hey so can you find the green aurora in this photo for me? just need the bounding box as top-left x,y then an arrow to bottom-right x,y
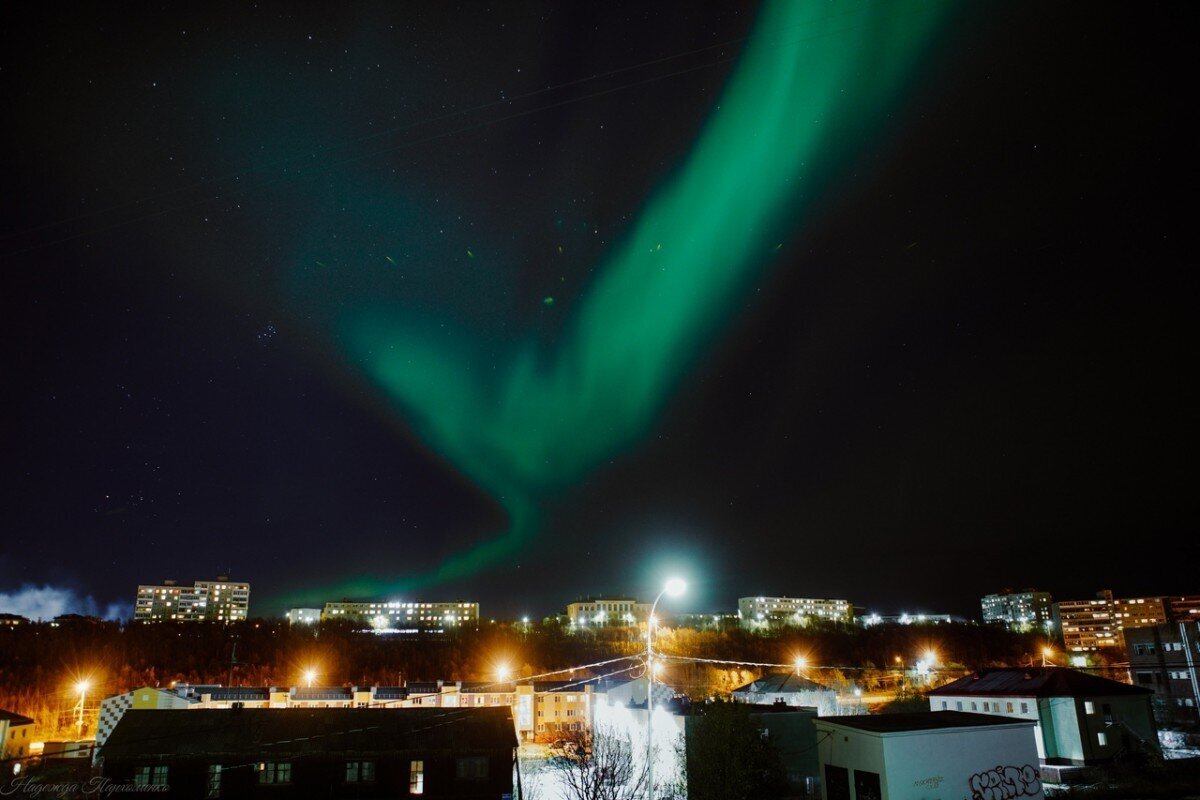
284,0 -> 953,604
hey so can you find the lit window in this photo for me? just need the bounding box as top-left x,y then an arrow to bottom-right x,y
345,761 -> 375,783
258,762 -> 291,784
135,766 -> 169,786
1097,732 -> 1107,746
409,760 -> 424,794
206,764 -> 222,798
1084,701 -> 1095,714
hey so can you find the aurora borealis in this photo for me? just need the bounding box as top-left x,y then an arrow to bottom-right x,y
2,1 -> 1193,617
309,0 -> 954,600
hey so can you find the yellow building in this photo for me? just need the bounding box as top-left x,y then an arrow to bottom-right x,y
1,709 -> 35,760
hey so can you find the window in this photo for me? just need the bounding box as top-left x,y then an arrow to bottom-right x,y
1084,701 -> 1095,714
853,769 -> 883,800
824,765 -> 850,800
135,766 -> 168,786
456,756 -> 488,780
345,761 -> 376,783
1137,671 -> 1155,685
956,701 -> 963,711
1020,702 -> 1029,714
258,762 -> 292,784
206,765 -> 222,798
409,760 -> 424,795
1097,732 -> 1108,746
971,702 -> 978,711
1006,702 -> 1014,713
941,701 -> 947,710
983,702 -> 991,712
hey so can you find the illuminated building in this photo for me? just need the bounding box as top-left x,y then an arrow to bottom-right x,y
285,608 -> 320,625
1056,590 -> 1172,651
0,709 -> 34,761
133,577 -> 250,623
1168,595 -> 1200,622
980,589 -> 1055,632
927,667 -> 1158,765
737,596 -> 852,628
321,600 -> 479,631
565,596 -> 651,626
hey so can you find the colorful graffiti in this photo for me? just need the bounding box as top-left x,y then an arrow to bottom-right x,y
969,764 -> 1042,800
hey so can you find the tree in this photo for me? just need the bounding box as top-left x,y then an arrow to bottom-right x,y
684,699 -> 787,800
547,725 -> 651,800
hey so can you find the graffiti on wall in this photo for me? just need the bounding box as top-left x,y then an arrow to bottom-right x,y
968,765 -> 1042,800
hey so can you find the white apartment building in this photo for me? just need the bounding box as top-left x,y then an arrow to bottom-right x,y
981,589 -> 1055,631
322,600 -> 479,630
133,578 -> 250,623
738,596 -> 852,628
565,597 -> 652,626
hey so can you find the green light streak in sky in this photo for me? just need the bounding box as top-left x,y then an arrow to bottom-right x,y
296,0 -> 951,602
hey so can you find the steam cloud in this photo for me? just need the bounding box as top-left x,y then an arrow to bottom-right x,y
0,584 -> 127,622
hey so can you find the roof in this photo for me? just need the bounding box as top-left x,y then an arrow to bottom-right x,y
101,707 -> 518,761
927,668 -> 1152,699
732,672 -> 832,695
818,711 -> 1032,734
0,710 -> 35,726
290,687 -> 352,701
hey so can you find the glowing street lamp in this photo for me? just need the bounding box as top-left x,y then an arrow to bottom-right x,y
303,668 -> 318,688
647,577 -> 685,800
1041,647 -> 1054,667
74,680 -> 91,736
794,656 -> 808,675
495,663 -> 512,682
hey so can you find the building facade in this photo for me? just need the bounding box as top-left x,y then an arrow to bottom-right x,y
133,577 -> 249,623
1125,621 -> 1200,727
99,707 -> 517,799
0,709 -> 35,761
565,597 -> 652,626
321,600 -> 479,631
286,608 -> 320,625
981,589 -> 1055,632
815,712 -> 1043,800
738,596 -> 853,628
1167,595 -> 1200,622
927,667 -> 1158,765
1056,590 -> 1172,651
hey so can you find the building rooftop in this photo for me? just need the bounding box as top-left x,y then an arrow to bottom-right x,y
101,707 -> 517,760
733,672 -> 832,694
927,667 -> 1151,699
0,709 -> 35,726
819,711 -> 1031,733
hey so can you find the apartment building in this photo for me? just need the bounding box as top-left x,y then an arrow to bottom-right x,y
981,589 -> 1055,632
1125,621 -> 1200,727
133,577 -> 249,623
565,596 -> 652,626
321,600 -> 479,631
738,596 -> 853,628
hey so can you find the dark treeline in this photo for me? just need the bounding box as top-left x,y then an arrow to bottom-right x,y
0,618 -> 1060,733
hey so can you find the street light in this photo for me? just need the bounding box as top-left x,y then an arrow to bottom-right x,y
647,578 -> 685,800
303,668 -> 317,688
74,680 -> 91,736
1041,647 -> 1054,667
794,656 -> 808,675
496,663 -> 512,682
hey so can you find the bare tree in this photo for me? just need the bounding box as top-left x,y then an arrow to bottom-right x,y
546,725 -> 652,800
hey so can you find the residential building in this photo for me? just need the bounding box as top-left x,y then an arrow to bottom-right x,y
1167,595 -> 1200,622
815,712 -> 1043,800
286,607 -> 320,625
738,596 -> 852,628
322,600 -> 479,630
1,709 -> 34,761
1125,621 -> 1200,727
1056,590 -> 1120,651
859,612 -> 967,626
927,667 -> 1158,765
1056,590 -> 1172,651
0,613 -> 29,626
98,707 -> 517,799
565,596 -> 652,626
133,577 -> 249,623
981,589 -> 1055,632
731,672 -> 839,717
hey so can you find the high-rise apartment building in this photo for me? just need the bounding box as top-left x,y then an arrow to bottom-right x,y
565,597 -> 652,626
981,589 -> 1055,631
738,596 -> 853,627
1057,589 -> 1172,651
134,578 -> 250,623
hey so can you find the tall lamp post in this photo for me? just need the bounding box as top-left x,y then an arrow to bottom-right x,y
646,578 -> 685,800
74,680 -> 91,737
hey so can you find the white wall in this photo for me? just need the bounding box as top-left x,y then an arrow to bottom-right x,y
817,720 -> 1043,800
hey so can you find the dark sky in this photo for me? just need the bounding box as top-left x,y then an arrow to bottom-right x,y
1,2 -> 1193,619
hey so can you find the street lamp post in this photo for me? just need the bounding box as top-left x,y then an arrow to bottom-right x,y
74,680 -> 90,737
646,578 -> 685,800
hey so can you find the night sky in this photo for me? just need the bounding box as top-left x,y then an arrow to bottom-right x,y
1,2 -> 1193,620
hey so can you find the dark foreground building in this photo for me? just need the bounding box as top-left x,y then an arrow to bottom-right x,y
99,707 -> 517,798
1126,621 -> 1200,728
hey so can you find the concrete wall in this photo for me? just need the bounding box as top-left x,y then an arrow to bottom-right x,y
817,720 -> 1043,800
